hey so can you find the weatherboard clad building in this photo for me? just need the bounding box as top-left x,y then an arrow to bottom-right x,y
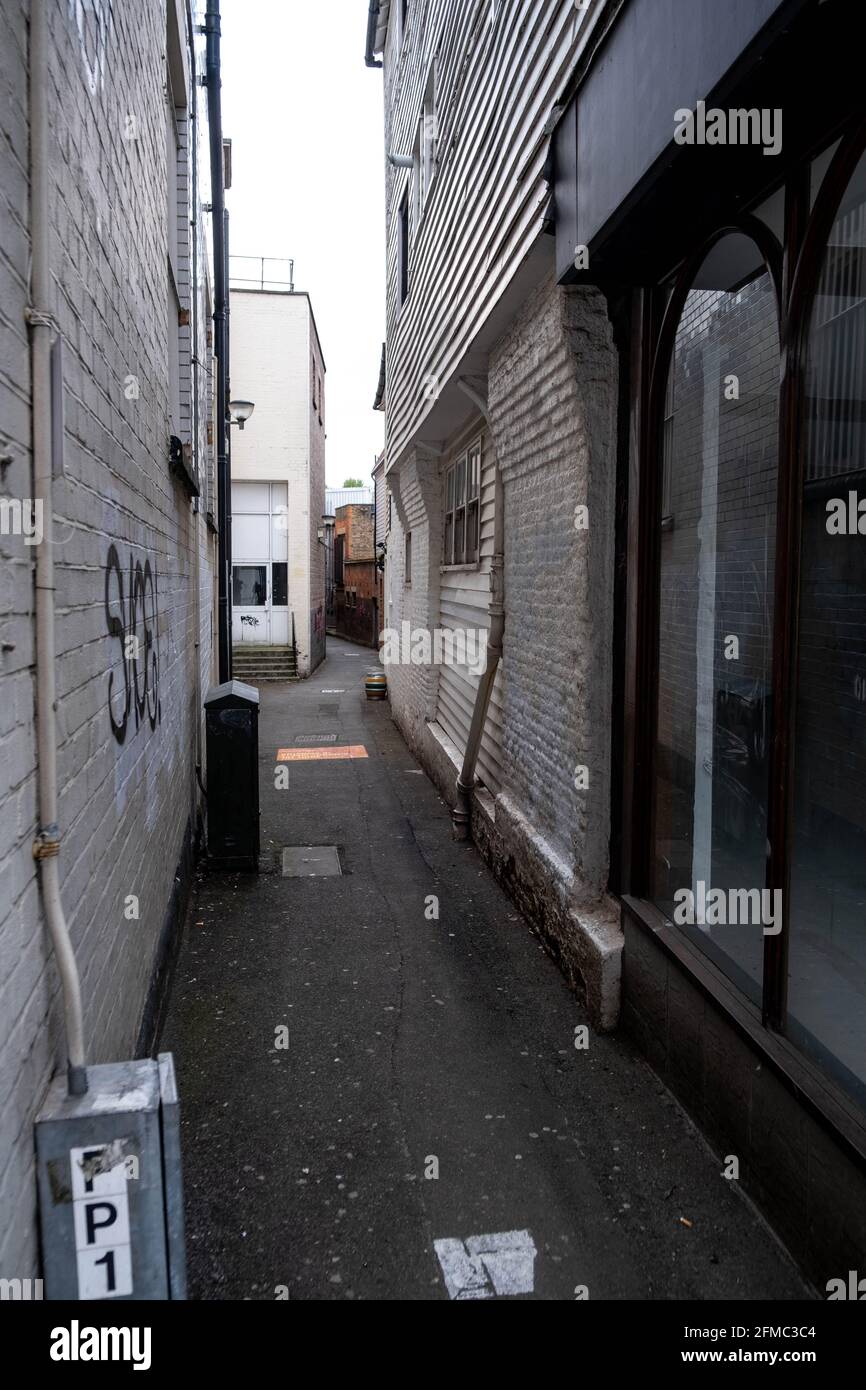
0,0 -> 220,1279
229,287 -> 327,678
366,0 -> 866,1286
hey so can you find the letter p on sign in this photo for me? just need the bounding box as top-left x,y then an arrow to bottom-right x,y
71,1145 -> 134,1298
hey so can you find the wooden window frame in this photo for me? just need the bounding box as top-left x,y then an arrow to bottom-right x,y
443,439 -> 481,568
620,114 -> 866,1126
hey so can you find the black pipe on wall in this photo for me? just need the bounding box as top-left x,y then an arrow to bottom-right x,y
205,0 -> 230,682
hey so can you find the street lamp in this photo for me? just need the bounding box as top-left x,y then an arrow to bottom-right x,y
229,399 -> 255,430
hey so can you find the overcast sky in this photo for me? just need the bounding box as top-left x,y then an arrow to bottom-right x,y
221,0 -> 386,487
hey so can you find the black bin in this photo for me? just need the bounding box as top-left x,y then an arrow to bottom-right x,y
204,680 -> 260,870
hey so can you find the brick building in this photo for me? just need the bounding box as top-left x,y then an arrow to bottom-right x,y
0,0 -> 222,1279
332,501 -> 379,646
365,0 -> 866,1287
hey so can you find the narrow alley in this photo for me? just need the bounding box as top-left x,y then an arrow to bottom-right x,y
159,640 -> 808,1301
6,0 -> 866,1342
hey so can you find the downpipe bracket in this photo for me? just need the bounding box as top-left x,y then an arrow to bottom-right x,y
452,778 -> 474,841
33,824 -> 61,860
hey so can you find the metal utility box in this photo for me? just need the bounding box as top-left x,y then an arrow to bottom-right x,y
204,679 -> 260,870
35,1054 -> 186,1301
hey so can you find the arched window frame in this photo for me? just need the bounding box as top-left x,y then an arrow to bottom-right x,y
628,114 -> 866,1046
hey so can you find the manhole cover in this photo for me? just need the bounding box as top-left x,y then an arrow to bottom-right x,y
318,703 -> 340,715
294,733 -> 338,745
281,846 -> 342,878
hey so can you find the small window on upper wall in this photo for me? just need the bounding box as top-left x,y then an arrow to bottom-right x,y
405,531 -> 412,586
312,362 -> 317,409
398,188 -> 410,305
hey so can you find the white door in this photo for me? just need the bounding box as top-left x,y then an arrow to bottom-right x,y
231,482 -> 289,645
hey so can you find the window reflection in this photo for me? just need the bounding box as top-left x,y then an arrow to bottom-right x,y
653,235 -> 779,1000
789,150 -> 866,1100
233,565 -> 267,607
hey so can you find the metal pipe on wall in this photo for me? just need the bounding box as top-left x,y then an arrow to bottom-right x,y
205,0 -> 230,682
188,0 -> 205,809
28,0 -> 87,1095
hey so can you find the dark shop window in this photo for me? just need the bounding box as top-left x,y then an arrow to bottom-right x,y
628,119 -> 866,1112
788,147 -> 866,1098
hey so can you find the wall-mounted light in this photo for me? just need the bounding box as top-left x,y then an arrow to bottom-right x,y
229,399 -> 255,430
387,152 -> 414,169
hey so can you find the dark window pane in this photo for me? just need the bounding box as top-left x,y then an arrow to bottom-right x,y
466,499 -> 479,562
398,190 -> 409,305
272,562 -> 288,606
652,236 -> 779,1002
454,505 -> 465,565
788,149 -> 866,1101
233,565 -> 267,606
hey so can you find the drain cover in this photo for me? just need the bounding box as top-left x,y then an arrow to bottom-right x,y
294,733 -> 338,745
281,846 -> 342,878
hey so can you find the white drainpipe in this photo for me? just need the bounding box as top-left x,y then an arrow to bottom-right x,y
452,376 -> 505,841
28,0 -> 87,1095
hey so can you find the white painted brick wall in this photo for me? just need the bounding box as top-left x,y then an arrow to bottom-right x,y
0,0 -> 216,1277
384,273 -> 623,1024
490,274 -> 618,897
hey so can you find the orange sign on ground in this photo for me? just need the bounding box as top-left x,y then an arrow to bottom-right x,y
276,746 -> 369,762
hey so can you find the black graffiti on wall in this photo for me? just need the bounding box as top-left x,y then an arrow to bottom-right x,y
105,544 -> 162,744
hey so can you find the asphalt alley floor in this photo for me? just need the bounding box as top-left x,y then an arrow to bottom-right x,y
158,636 -> 811,1301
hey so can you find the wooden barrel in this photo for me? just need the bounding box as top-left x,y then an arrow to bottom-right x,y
365,668 -> 387,700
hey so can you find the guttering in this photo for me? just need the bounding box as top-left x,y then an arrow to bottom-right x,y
452,377 -> 505,842
28,0 -> 87,1095
365,0 -> 382,67
205,0 -> 231,682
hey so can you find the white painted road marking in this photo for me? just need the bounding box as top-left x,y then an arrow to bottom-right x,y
434,1229 -> 537,1299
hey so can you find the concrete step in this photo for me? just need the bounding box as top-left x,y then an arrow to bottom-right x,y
233,645 -> 298,682
233,657 -> 297,667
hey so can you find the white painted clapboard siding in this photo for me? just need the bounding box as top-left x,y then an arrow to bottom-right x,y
383,0 -> 602,470
435,435 -> 504,794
